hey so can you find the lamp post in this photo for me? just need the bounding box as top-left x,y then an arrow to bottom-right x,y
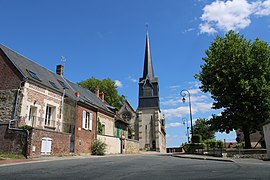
182,118 -> 190,143
180,89 -> 193,142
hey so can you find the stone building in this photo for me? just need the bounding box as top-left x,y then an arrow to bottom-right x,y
136,32 -> 166,153
0,44 -> 114,156
118,101 -> 137,139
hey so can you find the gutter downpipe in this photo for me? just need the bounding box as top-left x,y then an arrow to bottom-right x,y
8,80 -> 30,158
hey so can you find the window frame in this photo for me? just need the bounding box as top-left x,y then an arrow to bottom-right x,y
27,70 -> 41,81
82,111 -> 89,129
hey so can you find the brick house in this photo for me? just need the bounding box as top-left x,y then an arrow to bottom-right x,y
0,44 -> 114,156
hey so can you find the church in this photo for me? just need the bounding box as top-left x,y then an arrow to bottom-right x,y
118,32 -> 166,153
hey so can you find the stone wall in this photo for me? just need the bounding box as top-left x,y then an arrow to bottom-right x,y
97,134 -> 121,154
125,139 -> 139,154
30,128 -> 70,157
263,123 -> 270,159
0,89 -> 21,123
0,123 -> 27,156
0,53 -> 21,90
98,112 -> 115,136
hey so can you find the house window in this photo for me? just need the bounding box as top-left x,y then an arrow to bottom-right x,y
82,111 -> 89,129
45,105 -> 55,127
28,106 -> 37,127
102,123 -> 105,135
82,111 -> 93,130
89,112 -> 93,131
41,137 -> 52,155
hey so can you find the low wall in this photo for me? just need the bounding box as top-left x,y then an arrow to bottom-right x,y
31,128 -> 70,157
97,135 -> 121,154
263,123 -> 270,159
125,139 -> 139,154
0,123 -> 27,156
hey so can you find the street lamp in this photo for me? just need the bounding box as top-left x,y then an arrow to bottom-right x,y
182,118 -> 190,143
180,89 -> 193,142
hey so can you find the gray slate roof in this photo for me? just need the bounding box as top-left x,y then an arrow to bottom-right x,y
0,44 -> 113,114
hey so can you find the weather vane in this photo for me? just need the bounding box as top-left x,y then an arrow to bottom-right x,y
145,22 -> 149,32
60,56 -> 66,66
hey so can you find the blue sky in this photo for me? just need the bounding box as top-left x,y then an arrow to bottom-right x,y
1,0 -> 270,147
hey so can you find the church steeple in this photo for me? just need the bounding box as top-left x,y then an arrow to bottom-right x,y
138,31 -> 160,110
143,32 -> 154,80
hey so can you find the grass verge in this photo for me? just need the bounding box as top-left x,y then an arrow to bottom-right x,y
0,153 -> 25,160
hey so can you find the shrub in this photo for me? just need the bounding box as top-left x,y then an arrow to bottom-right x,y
216,140 -> 224,148
192,134 -> 202,143
204,139 -> 224,149
182,143 -> 191,152
91,139 -> 107,155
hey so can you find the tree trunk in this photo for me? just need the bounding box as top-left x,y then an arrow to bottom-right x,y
243,129 -> 252,149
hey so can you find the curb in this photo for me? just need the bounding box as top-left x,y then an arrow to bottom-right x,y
172,155 -> 235,163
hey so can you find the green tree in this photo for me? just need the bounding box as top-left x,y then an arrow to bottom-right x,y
195,31 -> 270,149
97,119 -> 103,135
193,118 -> 215,141
78,77 -> 125,110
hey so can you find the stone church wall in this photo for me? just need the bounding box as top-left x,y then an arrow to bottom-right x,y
125,139 -> 139,154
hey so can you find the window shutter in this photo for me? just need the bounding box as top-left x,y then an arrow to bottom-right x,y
89,113 -> 93,130
83,111 -> 86,129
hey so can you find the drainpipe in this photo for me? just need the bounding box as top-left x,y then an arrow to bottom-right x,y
96,111 -> 98,139
8,80 -> 30,158
61,88 -> 66,119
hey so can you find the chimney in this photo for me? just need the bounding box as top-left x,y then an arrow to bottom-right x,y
56,65 -> 64,76
99,92 -> 105,102
75,92 -> 80,97
95,87 -> 100,97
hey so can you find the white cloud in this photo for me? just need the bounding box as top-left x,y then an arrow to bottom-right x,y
161,99 -> 181,106
162,106 -> 190,119
162,81 -> 217,119
200,0 -> 253,33
199,23 -> 217,34
114,80 -> 123,88
199,0 -> 270,34
169,85 -> 181,89
165,122 -> 183,128
182,28 -> 195,34
254,0 -> 270,16
128,76 -> 137,83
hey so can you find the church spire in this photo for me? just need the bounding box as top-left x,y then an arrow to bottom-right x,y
143,31 -> 154,80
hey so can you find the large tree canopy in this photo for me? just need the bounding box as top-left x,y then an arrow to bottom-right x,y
195,31 -> 270,148
78,77 -> 126,110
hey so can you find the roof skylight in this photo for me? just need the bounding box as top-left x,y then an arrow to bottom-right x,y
57,79 -> 68,89
27,70 -> 41,81
49,81 -> 59,89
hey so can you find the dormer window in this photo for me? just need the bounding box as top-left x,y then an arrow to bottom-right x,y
57,80 -> 68,89
27,70 -> 41,81
49,81 -> 59,89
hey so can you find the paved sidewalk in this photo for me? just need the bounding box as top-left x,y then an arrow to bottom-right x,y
0,158 -> 34,166
0,155 -> 90,167
172,153 -> 235,162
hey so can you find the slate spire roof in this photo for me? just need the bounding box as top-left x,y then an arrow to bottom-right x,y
142,32 -> 155,80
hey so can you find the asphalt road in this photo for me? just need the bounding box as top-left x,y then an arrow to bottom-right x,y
0,155 -> 269,180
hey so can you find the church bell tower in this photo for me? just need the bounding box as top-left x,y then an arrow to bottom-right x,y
136,32 -> 166,152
